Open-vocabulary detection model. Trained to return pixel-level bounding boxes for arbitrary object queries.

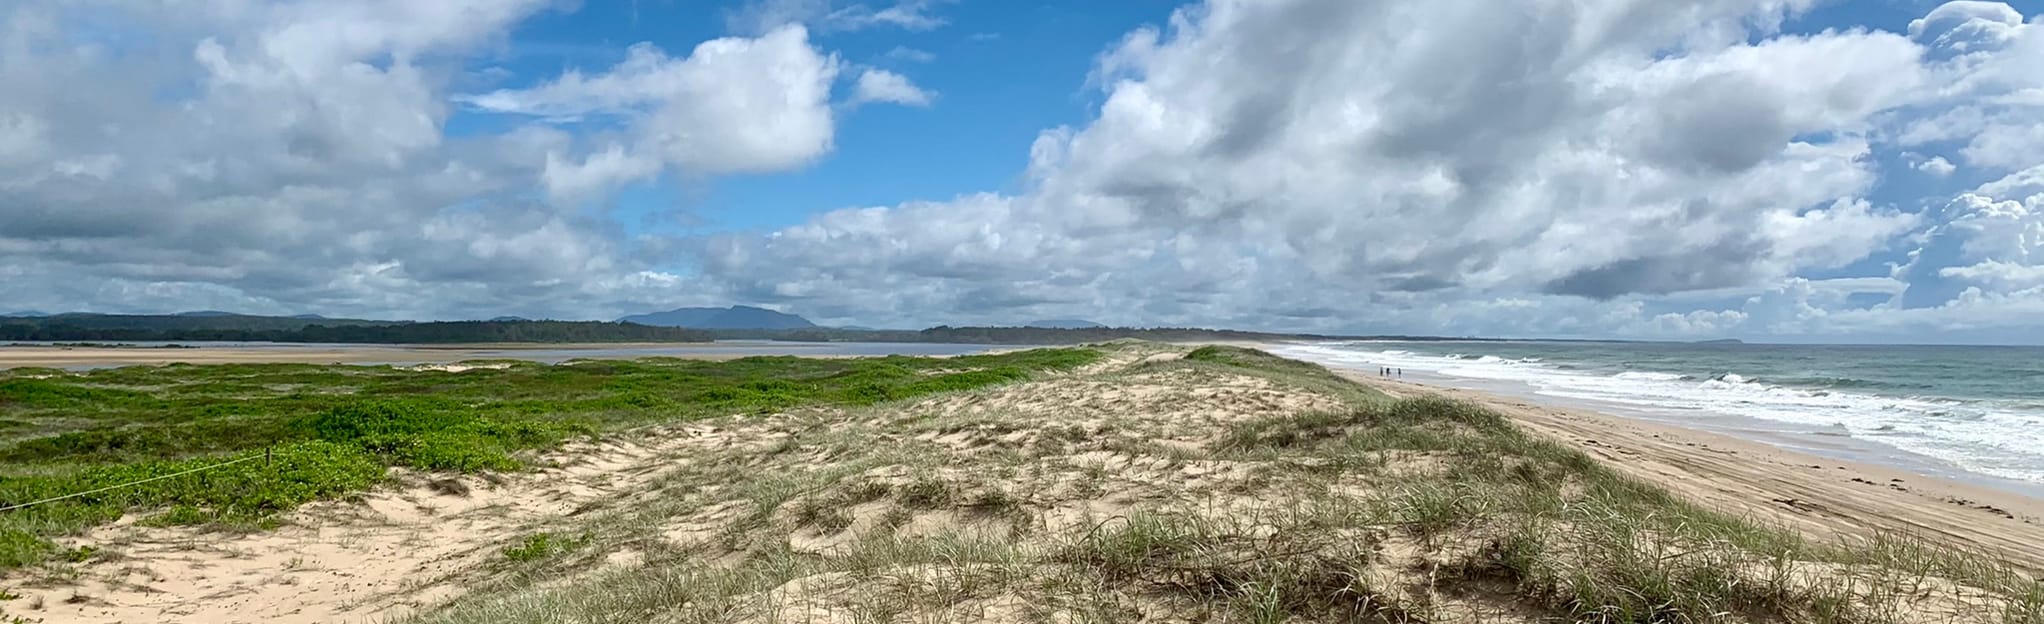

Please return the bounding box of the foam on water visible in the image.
[1275,342,2044,483]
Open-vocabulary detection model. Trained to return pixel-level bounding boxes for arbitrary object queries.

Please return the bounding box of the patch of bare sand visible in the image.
[1339,371,2044,571]
[7,424,747,624]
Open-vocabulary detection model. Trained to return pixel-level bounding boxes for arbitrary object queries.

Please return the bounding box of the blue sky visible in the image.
[481,1,1181,236]
[3,0,2044,343]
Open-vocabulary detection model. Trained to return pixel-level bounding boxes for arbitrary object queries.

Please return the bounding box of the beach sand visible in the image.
[1335,369,2044,569]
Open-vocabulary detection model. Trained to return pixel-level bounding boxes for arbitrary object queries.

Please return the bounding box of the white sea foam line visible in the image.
[1273,343,2044,483]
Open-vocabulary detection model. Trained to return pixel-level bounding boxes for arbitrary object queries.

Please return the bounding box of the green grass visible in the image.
[0,348,1098,569]
[1177,344,1384,405]
[501,531,589,563]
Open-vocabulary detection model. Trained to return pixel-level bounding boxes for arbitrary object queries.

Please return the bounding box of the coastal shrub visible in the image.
[898,367,1029,396]
[298,399,592,471]
[0,441,385,567]
[0,529,52,569]
[0,378,152,409]
[298,399,473,442]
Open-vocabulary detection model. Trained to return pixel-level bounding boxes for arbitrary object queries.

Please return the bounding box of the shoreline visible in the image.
[1265,341,2044,498]
[1327,366,2044,568]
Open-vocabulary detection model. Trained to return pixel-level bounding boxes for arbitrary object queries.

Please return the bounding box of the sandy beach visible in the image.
[1334,369,2044,569]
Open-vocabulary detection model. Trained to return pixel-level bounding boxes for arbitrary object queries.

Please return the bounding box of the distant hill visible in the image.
[0,310,47,318]
[175,310,241,317]
[488,316,532,322]
[619,306,815,330]
[289,314,328,320]
[1024,319,1105,329]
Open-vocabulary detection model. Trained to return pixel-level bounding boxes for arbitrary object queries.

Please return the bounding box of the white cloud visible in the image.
[850,68,933,106]
[668,0,2044,342]
[9,0,2044,342]
[1895,2,2044,171]
[462,25,840,195]
[703,1,1930,324]
[1918,155,1959,175]
[1909,1,2023,53]
[726,0,946,36]
[883,46,935,63]
[0,1,841,320]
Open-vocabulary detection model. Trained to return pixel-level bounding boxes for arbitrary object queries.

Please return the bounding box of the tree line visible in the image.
[0,320,714,344]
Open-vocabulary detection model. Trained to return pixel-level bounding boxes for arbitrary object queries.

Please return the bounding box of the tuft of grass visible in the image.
[501,531,589,562]
[1179,345,1384,405]
[897,476,951,509]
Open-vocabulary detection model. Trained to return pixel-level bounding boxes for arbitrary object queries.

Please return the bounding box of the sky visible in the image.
[2,0,2043,344]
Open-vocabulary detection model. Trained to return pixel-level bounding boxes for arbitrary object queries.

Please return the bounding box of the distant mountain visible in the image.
[289,314,328,320]
[1025,319,1106,329]
[488,315,531,322]
[175,310,240,317]
[619,305,816,330]
[0,310,47,318]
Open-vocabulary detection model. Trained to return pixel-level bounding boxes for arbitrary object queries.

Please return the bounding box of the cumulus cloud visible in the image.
[0,1,838,319]
[9,0,2044,342]
[850,68,934,106]
[1918,155,1959,176]
[1895,1,2044,171]
[460,25,840,198]
[697,1,1933,325]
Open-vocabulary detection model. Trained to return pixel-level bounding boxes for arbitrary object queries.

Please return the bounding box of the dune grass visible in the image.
[0,348,1098,570]
[400,344,2040,624]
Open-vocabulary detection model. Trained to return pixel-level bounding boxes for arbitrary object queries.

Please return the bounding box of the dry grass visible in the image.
[18,342,2037,623]
[393,343,2042,623]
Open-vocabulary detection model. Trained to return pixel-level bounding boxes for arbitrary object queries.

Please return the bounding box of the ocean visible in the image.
[1271,340,2044,486]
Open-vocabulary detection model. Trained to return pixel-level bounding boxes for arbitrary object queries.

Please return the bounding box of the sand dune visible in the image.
[8,343,2036,623]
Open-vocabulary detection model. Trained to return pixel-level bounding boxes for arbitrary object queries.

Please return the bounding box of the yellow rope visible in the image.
[0,453,265,513]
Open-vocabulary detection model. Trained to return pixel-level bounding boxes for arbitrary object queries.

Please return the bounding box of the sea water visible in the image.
[1272,341,2044,485]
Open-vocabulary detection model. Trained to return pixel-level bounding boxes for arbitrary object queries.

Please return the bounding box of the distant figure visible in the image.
[1397,368,1403,377]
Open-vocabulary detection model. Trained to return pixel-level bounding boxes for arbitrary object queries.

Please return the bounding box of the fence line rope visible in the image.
[0,453,266,514]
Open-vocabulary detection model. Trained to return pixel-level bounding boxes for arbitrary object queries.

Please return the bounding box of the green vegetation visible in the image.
[0,318,714,343]
[710,326,1379,344]
[401,344,2037,624]
[502,531,590,562]
[0,347,1097,570]
[1178,343,1385,405]
[0,311,1489,345]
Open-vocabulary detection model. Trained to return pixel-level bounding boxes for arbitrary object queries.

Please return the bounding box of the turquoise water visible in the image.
[1275,341,2044,484]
